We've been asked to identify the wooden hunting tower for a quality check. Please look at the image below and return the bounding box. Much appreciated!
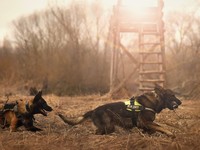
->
[108,0,165,95]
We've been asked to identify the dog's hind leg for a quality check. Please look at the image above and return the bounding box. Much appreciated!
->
[104,113,115,134]
[92,112,115,135]
[92,115,106,135]
[94,122,115,135]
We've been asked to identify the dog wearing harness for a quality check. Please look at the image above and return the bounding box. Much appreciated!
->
[58,84,182,136]
[0,91,53,132]
[0,99,40,132]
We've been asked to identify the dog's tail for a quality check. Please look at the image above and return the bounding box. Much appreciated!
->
[58,110,93,126]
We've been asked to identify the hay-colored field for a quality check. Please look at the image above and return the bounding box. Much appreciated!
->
[0,95,199,150]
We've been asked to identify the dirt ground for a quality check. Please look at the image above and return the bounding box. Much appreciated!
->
[0,94,199,150]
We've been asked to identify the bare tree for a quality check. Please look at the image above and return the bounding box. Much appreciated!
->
[165,9,200,89]
[8,1,110,95]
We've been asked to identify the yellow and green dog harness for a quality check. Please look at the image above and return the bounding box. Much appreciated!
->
[124,98,143,112]
[124,97,156,113]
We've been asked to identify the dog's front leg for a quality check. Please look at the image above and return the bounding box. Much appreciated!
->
[10,117,18,132]
[24,122,42,132]
[26,126,42,132]
[146,122,174,137]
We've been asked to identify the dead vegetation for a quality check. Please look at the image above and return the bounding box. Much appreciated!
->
[0,94,199,150]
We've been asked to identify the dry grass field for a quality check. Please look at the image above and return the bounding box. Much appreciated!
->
[0,94,200,150]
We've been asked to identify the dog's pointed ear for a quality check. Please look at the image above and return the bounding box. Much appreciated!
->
[154,84,164,96]
[33,90,42,102]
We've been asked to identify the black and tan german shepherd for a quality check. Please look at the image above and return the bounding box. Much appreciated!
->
[0,91,53,132]
[58,85,181,136]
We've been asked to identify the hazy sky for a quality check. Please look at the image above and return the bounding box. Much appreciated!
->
[0,0,199,41]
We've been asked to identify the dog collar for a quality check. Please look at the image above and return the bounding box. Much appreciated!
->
[144,107,156,113]
[144,91,157,113]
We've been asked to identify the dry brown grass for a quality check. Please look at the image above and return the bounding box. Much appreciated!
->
[0,94,200,150]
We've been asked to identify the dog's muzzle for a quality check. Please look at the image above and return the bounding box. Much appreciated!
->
[172,101,179,109]
[40,105,53,116]
[45,105,53,112]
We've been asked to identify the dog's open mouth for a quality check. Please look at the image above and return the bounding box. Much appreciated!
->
[173,104,178,109]
[172,101,180,110]
[40,109,47,116]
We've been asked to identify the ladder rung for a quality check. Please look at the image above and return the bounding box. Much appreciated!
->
[140,62,163,64]
[140,42,160,45]
[119,28,139,32]
[139,51,162,54]
[141,32,160,35]
[140,71,165,74]
[139,79,165,83]
[139,87,154,91]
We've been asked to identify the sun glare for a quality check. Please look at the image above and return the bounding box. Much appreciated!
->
[116,0,159,20]
[122,0,157,7]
